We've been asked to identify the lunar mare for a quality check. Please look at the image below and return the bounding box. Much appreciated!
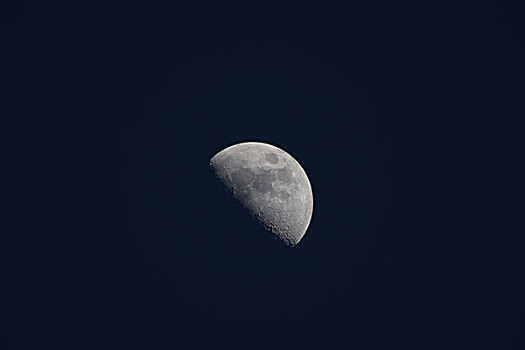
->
[210,142,313,246]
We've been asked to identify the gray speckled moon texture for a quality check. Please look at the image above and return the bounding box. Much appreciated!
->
[210,142,313,246]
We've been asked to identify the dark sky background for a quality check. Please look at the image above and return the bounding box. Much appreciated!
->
[2,1,523,349]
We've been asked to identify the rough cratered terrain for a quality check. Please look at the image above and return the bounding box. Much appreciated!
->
[210,142,313,246]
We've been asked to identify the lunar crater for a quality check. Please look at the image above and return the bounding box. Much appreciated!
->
[230,168,254,188]
[265,153,279,164]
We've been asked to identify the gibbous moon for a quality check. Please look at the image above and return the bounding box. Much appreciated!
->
[210,142,313,246]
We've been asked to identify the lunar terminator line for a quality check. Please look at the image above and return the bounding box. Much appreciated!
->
[210,142,313,246]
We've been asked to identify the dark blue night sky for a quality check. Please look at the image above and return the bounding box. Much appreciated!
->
[3,1,523,349]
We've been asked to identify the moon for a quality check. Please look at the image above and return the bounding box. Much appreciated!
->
[210,142,313,246]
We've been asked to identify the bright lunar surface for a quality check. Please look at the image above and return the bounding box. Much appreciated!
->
[210,142,314,246]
